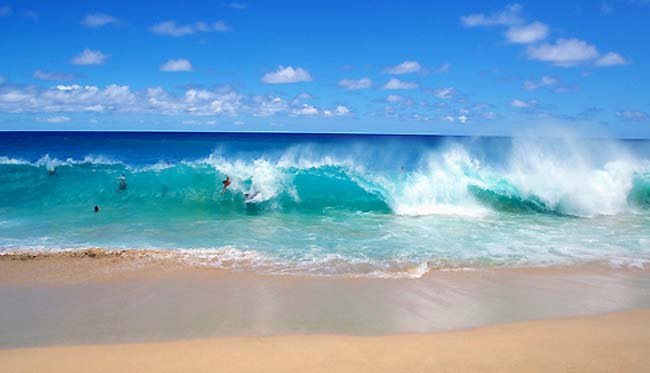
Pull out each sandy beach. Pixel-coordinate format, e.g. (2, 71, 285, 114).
(1, 309, 649, 372)
(1, 252, 650, 371)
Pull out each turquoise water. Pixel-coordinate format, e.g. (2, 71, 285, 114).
(1, 132, 649, 277)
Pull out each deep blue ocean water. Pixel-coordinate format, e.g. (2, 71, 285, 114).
(1, 132, 649, 277)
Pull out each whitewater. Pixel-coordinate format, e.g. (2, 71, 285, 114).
(1, 132, 649, 277)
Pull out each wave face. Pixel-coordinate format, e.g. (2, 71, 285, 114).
(1, 132, 650, 277)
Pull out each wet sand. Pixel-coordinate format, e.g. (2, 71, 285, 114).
(1, 309, 649, 372)
(1, 251, 650, 349)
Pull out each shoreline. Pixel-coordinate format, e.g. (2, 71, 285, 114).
(2, 309, 649, 372)
(2, 246, 647, 280)
(2, 253, 650, 349)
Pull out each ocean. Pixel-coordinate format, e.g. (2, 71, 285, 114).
(1, 131, 649, 277)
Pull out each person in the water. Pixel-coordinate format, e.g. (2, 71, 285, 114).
(94, 205, 100, 213)
(118, 174, 127, 190)
(244, 191, 259, 203)
(222, 176, 231, 193)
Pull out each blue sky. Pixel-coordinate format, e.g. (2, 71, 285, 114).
(0, 0, 649, 137)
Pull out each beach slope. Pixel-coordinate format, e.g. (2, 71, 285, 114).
(2, 309, 649, 373)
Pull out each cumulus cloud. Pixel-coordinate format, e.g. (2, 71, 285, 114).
(433, 63, 451, 73)
(511, 99, 538, 108)
(460, 4, 523, 27)
(383, 78, 417, 90)
(506, 21, 548, 44)
(526, 38, 626, 68)
(523, 75, 558, 90)
(526, 38, 598, 66)
(483, 111, 497, 119)
(150, 20, 231, 36)
(160, 59, 193, 72)
(0, 83, 350, 120)
(386, 94, 406, 103)
(594, 52, 628, 67)
(71, 49, 109, 65)
(440, 114, 469, 124)
(81, 13, 119, 28)
(338, 78, 372, 90)
(291, 104, 319, 116)
(33, 70, 76, 81)
(40, 115, 71, 123)
(616, 110, 648, 122)
(225, 2, 248, 10)
(323, 105, 350, 117)
(385, 60, 423, 74)
(434, 87, 455, 99)
(261, 66, 313, 84)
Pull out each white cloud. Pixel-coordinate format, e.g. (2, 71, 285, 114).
(511, 99, 537, 108)
(323, 105, 351, 117)
(460, 4, 523, 27)
(71, 49, 109, 65)
(41, 115, 71, 123)
(226, 2, 248, 10)
(183, 119, 217, 125)
(506, 21, 548, 44)
(211, 21, 231, 32)
(594, 52, 628, 67)
(338, 78, 372, 90)
(81, 13, 119, 28)
(251, 96, 287, 116)
(616, 110, 648, 122)
(0, 83, 353, 119)
(385, 60, 422, 74)
(292, 104, 319, 116)
(0, 6, 11, 17)
(261, 66, 313, 84)
(457, 115, 468, 124)
(523, 75, 558, 90)
(160, 59, 193, 72)
(434, 63, 451, 73)
(386, 94, 405, 103)
(527, 38, 628, 68)
(483, 111, 497, 119)
(33, 70, 76, 81)
(441, 115, 455, 123)
(434, 87, 455, 99)
(526, 38, 598, 67)
(383, 78, 417, 90)
(150, 20, 231, 36)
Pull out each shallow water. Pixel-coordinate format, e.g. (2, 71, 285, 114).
(1, 132, 649, 277)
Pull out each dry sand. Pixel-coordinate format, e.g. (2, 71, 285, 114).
(1, 309, 649, 373)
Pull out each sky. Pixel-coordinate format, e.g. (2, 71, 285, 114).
(0, 0, 649, 137)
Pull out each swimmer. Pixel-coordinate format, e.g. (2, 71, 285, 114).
(244, 191, 259, 203)
(118, 174, 127, 190)
(222, 176, 231, 193)
(94, 205, 100, 213)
